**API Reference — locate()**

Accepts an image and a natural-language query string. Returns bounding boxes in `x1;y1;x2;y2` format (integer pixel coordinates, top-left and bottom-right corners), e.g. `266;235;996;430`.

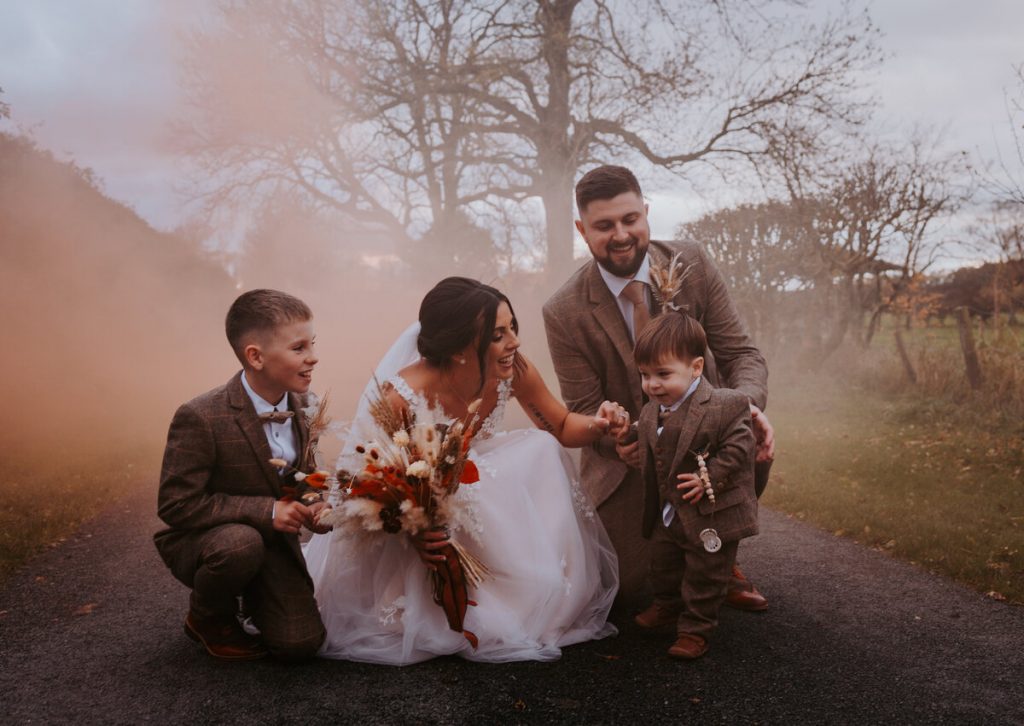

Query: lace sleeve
386;375;429;413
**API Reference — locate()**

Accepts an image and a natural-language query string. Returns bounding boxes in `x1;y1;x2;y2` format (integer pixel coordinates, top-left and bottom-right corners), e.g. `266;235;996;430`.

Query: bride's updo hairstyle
418;277;521;391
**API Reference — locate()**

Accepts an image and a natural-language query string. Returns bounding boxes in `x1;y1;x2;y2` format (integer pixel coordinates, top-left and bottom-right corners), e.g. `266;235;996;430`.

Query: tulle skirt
303;429;619;664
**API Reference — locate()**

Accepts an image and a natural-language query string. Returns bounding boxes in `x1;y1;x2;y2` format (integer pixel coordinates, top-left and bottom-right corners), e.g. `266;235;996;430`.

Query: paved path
2;484;1023;725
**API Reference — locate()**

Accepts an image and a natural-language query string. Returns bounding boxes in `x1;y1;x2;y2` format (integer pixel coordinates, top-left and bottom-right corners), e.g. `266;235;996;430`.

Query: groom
543;165;774;609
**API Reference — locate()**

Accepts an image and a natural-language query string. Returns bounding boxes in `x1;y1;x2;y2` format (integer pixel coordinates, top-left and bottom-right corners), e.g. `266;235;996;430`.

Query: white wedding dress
302;323;618;664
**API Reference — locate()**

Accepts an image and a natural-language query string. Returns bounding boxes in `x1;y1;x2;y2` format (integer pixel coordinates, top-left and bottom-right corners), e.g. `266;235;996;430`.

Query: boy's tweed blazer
154;372;312;574
636;378;758;543
543;240;768;511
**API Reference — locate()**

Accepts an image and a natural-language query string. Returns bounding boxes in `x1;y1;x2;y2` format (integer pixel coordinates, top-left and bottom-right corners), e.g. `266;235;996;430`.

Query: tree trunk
540;174;576;282
893;329;917;384
535;0;577;281
956;306;983;390
864;307;884;347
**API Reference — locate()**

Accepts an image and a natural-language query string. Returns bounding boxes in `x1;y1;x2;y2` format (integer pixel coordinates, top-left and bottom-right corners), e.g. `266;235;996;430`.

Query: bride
303;277;624;664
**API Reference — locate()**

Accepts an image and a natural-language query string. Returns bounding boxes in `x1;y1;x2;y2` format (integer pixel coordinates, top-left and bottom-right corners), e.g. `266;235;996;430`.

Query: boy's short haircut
634;313;707;367
575;165;643;213
225;289;312;363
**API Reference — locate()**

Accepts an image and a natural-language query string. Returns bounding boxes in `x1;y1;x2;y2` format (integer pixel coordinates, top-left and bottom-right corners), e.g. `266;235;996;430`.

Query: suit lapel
668;379;712;473
228;372;284;497
586;263;644;409
639;403;659;452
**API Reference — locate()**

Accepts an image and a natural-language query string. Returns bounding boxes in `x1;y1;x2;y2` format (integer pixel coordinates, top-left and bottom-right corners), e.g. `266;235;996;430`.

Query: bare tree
681;135;968;363
984;64;1024;209
677;200;814;348
179;0;880;276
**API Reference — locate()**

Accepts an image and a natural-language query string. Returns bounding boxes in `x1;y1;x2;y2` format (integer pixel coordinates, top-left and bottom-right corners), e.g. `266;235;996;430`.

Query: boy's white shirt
596;254;653;341
242;371;299;522
657;375;701;527
241;371;299;467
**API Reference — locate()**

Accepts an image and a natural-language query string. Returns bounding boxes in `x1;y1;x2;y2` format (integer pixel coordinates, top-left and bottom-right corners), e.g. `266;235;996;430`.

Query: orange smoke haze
0;131;547;467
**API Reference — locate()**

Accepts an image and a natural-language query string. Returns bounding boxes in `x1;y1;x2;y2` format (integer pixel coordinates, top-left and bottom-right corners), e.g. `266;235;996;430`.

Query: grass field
0;445;161;582
764;361;1024;604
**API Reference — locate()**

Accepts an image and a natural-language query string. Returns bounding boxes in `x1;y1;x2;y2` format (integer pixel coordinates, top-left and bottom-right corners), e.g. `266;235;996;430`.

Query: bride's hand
307;501;333;535
595;400;629;438
412;527;450;571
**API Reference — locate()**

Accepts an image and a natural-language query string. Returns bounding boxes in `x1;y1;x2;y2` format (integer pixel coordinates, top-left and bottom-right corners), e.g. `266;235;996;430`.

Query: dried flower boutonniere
649;251;694;313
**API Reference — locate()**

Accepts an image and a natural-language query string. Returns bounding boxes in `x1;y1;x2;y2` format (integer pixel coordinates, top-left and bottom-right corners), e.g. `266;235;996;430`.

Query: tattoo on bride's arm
527;403;555;433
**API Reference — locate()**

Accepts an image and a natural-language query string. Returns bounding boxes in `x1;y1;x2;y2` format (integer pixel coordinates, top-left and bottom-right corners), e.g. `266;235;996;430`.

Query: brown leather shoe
668;633;708;659
634;601;680;630
724;565;768;612
184;612;268;661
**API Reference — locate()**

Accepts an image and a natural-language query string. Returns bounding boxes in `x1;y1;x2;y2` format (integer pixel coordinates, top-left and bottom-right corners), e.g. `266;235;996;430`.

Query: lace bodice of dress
387;375;512;440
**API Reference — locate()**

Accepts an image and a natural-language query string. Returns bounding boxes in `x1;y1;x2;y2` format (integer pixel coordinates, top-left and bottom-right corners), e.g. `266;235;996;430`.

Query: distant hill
0;132;237;451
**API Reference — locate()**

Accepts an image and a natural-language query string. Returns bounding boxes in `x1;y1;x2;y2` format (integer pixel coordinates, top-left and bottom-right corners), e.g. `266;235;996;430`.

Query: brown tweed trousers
637;380;758;638
543;240;768;598
154;372;326;659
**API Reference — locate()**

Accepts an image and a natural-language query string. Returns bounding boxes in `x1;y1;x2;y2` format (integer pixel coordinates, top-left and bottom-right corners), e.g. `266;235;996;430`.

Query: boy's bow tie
259;410;294;424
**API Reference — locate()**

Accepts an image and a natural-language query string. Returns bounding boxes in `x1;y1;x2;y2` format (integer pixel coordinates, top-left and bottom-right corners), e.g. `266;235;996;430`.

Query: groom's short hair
225;289;312;363
575;165;643;212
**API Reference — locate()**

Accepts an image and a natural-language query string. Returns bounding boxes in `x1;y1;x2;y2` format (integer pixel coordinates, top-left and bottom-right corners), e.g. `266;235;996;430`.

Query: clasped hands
592;400;631;439
273;499;333;535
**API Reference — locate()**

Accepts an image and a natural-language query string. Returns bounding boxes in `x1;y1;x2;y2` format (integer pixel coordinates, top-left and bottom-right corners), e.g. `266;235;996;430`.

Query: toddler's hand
676;473;704;504
594;400;628;438
615;439;640;468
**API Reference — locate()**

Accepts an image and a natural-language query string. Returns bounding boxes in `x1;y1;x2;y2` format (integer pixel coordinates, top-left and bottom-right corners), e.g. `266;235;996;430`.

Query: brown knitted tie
621;280;651;342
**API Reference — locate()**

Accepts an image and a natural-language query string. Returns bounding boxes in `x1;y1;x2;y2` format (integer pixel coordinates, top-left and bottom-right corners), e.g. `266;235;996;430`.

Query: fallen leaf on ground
513;699;526;711
596;653;622;661
73;603;98;616
986;591;1008;602
689;697;702;704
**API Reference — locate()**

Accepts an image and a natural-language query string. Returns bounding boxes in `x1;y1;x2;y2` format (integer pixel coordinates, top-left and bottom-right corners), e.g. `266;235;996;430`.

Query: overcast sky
1;0;1022;243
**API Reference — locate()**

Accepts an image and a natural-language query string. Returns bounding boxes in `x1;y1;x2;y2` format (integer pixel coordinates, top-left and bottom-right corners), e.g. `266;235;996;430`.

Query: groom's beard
595;235;647;278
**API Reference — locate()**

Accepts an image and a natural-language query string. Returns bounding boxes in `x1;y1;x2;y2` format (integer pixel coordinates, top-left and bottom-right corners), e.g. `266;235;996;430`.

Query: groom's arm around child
154;289;328;661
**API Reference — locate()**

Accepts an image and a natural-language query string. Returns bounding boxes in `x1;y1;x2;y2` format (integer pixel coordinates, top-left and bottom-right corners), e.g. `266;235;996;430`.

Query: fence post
956;306;983;389
893;330;917;384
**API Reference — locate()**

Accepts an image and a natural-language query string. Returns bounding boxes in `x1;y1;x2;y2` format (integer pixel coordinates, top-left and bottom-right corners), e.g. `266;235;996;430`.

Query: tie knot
259;409;294;424
621;280;647;305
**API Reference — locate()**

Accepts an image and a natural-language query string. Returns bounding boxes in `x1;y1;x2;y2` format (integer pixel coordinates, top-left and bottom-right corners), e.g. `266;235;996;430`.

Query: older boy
154;289;329;661
631;313;758;658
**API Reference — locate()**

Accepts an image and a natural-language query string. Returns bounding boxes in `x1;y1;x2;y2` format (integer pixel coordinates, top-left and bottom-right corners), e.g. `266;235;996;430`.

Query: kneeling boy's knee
267;628;325;662
206;525;266;579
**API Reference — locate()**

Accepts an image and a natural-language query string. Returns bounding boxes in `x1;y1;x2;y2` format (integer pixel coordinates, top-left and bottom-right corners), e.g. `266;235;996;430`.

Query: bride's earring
455;356;466;365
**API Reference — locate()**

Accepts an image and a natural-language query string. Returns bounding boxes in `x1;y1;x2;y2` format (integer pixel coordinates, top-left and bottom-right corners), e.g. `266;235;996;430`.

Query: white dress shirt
596;255;653;341
241;371;298;468
658;375;701;527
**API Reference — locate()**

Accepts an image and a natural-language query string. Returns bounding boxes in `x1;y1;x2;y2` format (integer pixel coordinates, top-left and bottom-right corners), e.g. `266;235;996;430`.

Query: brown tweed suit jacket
637;378;758;542
154;371;312;577
542;240;768;509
